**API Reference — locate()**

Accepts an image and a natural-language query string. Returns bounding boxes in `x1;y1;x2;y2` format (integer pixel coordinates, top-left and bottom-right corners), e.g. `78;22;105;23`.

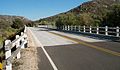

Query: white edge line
28;27;58;70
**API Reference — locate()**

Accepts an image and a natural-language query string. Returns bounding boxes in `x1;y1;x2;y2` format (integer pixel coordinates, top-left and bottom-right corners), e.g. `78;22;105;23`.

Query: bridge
2;25;120;70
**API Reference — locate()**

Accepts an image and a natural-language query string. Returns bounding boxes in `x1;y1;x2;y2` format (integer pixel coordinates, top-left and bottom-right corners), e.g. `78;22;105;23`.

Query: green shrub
11;18;24;29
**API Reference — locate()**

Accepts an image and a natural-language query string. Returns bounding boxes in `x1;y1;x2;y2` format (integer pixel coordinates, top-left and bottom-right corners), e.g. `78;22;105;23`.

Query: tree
55;18;63;29
79;13;94;26
104;4;120;26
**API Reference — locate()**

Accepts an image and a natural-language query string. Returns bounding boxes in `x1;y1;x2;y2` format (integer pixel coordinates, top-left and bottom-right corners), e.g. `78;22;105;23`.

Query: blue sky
0;0;89;20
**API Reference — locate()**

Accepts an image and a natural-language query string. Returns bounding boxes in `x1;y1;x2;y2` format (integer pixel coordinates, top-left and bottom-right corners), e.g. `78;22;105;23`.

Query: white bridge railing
4;26;28;70
48;25;120;37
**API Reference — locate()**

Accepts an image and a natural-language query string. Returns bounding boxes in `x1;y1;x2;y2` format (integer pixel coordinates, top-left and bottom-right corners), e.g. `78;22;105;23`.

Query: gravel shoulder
13;28;38;70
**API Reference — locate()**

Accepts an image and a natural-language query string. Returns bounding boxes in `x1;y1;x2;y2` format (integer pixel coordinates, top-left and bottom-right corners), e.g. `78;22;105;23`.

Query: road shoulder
13;28;38;70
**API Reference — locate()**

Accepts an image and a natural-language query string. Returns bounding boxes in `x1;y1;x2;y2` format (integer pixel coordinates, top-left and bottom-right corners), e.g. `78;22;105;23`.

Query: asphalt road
29;27;120;70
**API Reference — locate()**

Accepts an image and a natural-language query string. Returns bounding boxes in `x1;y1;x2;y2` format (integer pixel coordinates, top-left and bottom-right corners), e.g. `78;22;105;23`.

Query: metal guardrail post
105;26;108;35
16;35;20;59
5;40;12;70
116;26;119;37
90;26;92;33
97;26;99;34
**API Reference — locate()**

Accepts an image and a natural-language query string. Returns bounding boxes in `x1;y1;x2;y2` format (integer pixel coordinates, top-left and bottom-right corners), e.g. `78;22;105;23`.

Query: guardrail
4;26;28;70
47;25;120;37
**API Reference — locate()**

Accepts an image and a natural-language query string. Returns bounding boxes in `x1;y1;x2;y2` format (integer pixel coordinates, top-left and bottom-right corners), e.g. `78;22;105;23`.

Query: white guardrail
4;26;28;70
47;25;120;37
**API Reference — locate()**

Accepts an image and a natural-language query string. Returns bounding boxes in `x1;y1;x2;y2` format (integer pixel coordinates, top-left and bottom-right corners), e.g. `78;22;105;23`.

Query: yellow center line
49;32;120;56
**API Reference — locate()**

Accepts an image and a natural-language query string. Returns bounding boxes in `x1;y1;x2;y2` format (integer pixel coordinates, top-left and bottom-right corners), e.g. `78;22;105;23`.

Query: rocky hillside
69;0;120;16
37;0;120;27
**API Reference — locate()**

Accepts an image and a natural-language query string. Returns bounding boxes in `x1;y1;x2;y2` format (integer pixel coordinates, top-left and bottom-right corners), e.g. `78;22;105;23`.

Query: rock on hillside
69;0;120;15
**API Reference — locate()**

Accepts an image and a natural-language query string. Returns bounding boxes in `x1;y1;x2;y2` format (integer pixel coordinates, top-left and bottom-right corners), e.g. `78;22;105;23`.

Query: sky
0;0;89;20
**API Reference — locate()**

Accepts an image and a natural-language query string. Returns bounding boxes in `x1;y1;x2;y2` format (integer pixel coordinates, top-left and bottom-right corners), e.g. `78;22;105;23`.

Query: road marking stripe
28;28;58;70
49;32;120;56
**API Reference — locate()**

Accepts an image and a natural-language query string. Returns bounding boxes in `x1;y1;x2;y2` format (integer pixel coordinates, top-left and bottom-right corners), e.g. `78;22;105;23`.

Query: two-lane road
29;27;120;70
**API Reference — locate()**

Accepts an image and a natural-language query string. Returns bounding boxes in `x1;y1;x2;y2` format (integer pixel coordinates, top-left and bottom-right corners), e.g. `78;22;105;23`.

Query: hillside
0;15;32;26
36;0;120;27
0;15;33;45
69;0;120;17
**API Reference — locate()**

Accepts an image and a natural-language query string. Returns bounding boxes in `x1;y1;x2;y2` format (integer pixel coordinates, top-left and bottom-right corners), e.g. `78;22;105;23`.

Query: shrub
11;18;24;29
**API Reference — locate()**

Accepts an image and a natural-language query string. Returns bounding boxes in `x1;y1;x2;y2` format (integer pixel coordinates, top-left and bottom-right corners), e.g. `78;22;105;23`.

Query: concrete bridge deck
29;27;120;70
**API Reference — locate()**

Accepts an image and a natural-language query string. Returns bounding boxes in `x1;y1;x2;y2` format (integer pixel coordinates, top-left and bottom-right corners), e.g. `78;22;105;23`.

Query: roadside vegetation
0;16;34;59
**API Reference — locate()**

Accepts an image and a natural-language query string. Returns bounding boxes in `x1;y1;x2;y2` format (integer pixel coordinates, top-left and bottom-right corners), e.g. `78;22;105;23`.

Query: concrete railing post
71;25;73;31
63;25;65;30
90;26;92;33
74;26;76;31
84;26;86;32
66;26;67;31
72;25;73;31
116;26;119;37
97;26;99;34
65;26;66;30
16;35;20;59
24;25;27;33
5;40;12;70
105;26;108;35
79;26;81;32
24;32;28;48
21;32;25;49
66;26;68;30
68;25;70;31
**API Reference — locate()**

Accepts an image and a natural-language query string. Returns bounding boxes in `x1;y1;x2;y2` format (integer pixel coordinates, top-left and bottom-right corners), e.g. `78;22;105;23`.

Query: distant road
29;26;120;70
